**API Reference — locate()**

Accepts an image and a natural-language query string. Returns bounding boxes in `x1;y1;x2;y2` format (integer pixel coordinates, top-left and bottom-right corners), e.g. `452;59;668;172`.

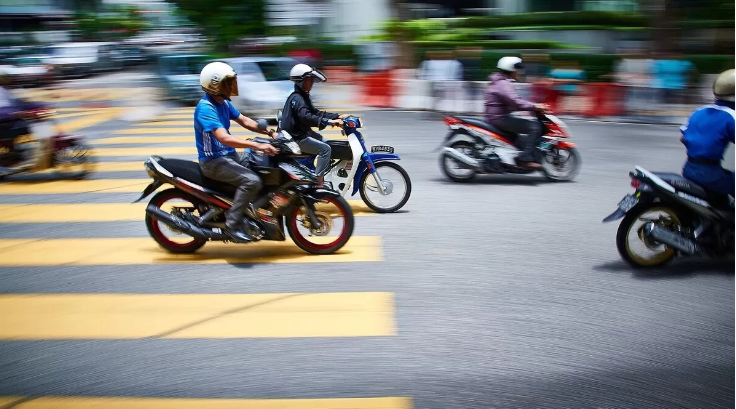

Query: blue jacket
680;100;735;162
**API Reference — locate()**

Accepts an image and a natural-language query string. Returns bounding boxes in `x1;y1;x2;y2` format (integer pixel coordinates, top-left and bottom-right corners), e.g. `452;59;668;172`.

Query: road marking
92;136;193;145
113;127;344;137
55;108;127;134
0;396;412;408
91;147;197;156
0;179;150;194
0;236;382;266
0;291;395;339
0;201;374;221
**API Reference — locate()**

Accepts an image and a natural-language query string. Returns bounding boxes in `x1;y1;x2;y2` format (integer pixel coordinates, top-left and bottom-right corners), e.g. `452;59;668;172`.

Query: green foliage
74;7;148;40
169;0;266;51
276;42;357;66
458;11;649;29
686;55;735;74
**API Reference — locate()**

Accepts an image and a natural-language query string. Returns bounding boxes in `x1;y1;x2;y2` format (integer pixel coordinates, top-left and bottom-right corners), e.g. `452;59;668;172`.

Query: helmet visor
223;75;239;97
311;69;327;83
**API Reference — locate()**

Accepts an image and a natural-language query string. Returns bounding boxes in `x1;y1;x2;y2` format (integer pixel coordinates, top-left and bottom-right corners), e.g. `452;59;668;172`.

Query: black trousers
494;115;542;162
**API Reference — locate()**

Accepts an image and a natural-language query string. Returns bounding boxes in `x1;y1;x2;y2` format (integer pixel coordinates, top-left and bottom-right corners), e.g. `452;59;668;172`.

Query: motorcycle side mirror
256;119;268;131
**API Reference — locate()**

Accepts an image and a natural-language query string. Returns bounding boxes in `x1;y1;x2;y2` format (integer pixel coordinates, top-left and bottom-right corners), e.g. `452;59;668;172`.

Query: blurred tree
169;0;267;51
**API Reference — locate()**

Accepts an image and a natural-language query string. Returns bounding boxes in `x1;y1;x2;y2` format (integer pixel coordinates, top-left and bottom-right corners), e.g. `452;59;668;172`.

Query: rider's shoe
517;160;542;170
224;224;253;243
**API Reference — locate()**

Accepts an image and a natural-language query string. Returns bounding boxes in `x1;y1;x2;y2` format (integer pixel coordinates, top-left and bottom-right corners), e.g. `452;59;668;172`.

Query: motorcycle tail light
444;117;462;126
630;178;640;189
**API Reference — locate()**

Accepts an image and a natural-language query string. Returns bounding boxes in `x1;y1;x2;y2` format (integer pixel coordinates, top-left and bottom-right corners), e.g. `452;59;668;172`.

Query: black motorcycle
603;166;734;268
134;125;355;255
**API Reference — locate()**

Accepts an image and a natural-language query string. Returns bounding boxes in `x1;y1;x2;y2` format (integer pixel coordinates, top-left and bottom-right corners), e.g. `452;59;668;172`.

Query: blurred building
0;0;75;44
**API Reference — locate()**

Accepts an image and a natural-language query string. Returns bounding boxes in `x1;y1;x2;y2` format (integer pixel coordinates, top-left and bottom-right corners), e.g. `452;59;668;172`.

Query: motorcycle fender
441;132;477;148
555;141;576;149
602;192;652;223
351;153;402;196
133;179;163;203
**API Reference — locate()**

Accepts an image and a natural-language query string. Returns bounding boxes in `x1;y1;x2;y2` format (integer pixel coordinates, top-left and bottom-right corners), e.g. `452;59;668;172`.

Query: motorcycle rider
0;73;45;175
680;69;735;198
485;56;549;169
195;61;279;243
279;64;347;187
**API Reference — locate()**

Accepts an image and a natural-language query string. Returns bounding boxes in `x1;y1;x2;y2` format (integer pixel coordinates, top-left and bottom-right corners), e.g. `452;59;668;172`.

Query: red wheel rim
288;197;349;251
149;191;201;250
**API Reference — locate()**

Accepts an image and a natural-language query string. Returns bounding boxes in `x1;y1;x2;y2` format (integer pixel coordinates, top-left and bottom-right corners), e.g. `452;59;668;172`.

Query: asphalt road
0;73;733;409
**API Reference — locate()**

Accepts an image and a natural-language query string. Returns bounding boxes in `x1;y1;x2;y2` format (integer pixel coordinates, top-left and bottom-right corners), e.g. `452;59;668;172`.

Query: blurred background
0;1;734;408
0;0;733;121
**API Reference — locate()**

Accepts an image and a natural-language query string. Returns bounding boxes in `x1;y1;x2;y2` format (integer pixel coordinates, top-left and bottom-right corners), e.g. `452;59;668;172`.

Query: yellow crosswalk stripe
0;236;382;266
91;147;196;156
0;201;374;221
0;291;395;339
0;179;150;194
55;107;128;134
91;136;193;145
0;396;412;408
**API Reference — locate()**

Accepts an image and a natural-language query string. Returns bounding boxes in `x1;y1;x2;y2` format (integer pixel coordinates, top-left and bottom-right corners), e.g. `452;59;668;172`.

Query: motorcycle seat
452;116;517;140
653;172;732;209
157;158;236;196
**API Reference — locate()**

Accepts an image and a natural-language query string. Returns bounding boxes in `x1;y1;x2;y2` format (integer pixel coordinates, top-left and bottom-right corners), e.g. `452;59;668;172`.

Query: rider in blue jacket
680;69;735;197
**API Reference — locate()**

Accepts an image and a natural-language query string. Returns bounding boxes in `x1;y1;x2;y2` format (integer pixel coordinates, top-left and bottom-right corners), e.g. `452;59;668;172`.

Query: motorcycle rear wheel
616;205;681;268
145;189;207;254
441;141;477;182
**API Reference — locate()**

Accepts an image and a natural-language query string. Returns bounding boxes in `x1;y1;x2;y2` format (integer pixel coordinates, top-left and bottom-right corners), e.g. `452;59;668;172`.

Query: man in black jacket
279;64;346;187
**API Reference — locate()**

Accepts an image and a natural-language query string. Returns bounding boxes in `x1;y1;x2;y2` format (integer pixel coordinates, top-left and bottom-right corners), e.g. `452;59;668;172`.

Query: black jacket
278;86;339;141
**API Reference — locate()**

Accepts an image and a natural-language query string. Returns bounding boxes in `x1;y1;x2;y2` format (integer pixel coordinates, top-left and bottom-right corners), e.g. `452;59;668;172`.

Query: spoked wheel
441;140;478;182
542;147;580;182
616;205;681;268
54;144;96;180
287;195;354;254
145;189;207;254
359;162;412;213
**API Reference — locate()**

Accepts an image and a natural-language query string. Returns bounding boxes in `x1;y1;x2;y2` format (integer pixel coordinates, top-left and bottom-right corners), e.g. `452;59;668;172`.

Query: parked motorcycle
135;125;355;255
0;103;95;180
283;113;411;213
438;112;580;182
602;166;734;268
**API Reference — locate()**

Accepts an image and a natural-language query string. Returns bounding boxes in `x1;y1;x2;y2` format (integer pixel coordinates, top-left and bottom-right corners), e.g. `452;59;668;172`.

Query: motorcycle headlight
286;141;300;154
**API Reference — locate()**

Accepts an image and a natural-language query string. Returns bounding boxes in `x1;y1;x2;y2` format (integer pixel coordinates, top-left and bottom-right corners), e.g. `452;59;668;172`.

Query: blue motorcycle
294;115;411;213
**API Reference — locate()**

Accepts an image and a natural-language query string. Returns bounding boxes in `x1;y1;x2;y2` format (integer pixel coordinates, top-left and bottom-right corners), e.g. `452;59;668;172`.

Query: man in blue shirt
680;69;735;197
196;62;279;243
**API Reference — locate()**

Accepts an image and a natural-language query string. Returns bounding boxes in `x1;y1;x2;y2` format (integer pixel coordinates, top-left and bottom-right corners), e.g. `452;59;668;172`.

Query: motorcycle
0;102;95;180
283;113;411;213
438;111;580;182
134;124;355;255
602;166;734;268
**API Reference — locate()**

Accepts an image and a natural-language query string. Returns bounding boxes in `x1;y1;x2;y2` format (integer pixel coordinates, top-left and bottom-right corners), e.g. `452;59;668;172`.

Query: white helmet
714;69;735;102
200;61;239;99
289;63;327;84
497;56;524;73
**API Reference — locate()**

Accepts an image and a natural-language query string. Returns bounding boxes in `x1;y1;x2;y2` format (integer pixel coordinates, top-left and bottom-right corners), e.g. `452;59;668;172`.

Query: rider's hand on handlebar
330;119;344;127
338;114;352;119
268;130;278;139
534;103;550;113
260;144;279;156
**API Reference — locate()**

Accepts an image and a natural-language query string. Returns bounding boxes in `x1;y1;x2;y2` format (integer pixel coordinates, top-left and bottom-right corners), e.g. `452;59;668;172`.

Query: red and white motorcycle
438;111;581;182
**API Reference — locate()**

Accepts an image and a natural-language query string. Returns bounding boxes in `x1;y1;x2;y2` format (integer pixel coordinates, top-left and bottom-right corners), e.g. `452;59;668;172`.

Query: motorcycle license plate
618;194;639;213
371;145;394;154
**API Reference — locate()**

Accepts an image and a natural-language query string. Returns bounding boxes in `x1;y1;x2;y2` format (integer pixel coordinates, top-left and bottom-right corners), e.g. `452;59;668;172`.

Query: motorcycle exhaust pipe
643;222;699;255
442;147;480;169
146;205;226;241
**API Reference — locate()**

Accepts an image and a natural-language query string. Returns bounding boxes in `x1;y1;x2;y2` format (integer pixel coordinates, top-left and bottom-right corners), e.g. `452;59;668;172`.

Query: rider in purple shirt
485;57;548;169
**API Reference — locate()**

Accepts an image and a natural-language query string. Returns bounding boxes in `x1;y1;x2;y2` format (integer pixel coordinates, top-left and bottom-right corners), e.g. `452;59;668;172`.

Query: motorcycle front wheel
54;143;96;180
542;147;580;182
616;205;681;268
359;162;412;213
287;195;354;254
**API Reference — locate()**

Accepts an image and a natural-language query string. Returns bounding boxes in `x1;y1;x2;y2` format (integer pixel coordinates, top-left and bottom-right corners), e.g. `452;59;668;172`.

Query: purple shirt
484;73;535;124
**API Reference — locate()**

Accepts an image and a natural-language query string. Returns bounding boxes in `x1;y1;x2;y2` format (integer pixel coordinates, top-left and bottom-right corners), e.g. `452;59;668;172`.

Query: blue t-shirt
680;101;735;161
652;60;693;90
194;94;241;162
